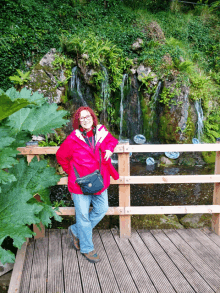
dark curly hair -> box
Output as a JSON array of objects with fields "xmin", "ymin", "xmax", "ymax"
[{"xmin": 72, "ymin": 106, "xmax": 99, "ymax": 130}]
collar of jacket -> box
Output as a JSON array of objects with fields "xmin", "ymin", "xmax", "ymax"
[{"xmin": 70, "ymin": 124, "xmax": 109, "ymax": 157}]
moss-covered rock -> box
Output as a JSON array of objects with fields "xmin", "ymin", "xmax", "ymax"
[
  {"xmin": 131, "ymin": 214, "xmax": 184, "ymax": 229},
  {"xmin": 202, "ymin": 151, "xmax": 216, "ymax": 164},
  {"xmin": 180, "ymin": 213, "xmax": 212, "ymax": 228}
]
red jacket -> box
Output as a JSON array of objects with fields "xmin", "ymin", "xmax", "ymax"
[{"xmin": 56, "ymin": 124, "xmax": 119, "ymax": 195}]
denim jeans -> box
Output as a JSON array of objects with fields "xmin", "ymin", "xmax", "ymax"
[{"xmin": 70, "ymin": 189, "xmax": 109, "ymax": 253}]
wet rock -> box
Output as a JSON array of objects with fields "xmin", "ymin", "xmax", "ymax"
[{"xmin": 180, "ymin": 213, "xmax": 212, "ymax": 228}]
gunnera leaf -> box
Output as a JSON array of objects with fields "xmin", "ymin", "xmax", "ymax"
[
  {"xmin": 0, "ymin": 157, "xmax": 62, "ymax": 264},
  {"xmin": 6, "ymin": 103, "xmax": 68, "ymax": 135}
]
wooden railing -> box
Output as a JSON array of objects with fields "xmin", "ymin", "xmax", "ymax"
[{"xmin": 17, "ymin": 140, "xmax": 220, "ymax": 239}]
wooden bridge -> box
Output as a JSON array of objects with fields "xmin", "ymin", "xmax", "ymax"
[{"xmin": 8, "ymin": 141, "xmax": 220, "ymax": 292}]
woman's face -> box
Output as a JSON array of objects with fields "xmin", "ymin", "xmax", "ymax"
[{"xmin": 79, "ymin": 110, "xmax": 93, "ymax": 131}]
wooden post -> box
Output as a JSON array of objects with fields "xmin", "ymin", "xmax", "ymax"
[
  {"xmin": 212, "ymin": 138, "xmax": 220, "ymax": 235},
  {"xmin": 118, "ymin": 141, "xmax": 131, "ymax": 238},
  {"xmin": 27, "ymin": 152, "xmax": 45, "ymax": 239}
]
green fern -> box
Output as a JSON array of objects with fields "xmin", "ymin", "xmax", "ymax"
[{"xmin": 9, "ymin": 69, "xmax": 31, "ymax": 86}]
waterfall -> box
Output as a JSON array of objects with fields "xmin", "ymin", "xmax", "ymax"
[
  {"xmin": 137, "ymin": 95, "xmax": 141, "ymax": 133},
  {"xmin": 119, "ymin": 74, "xmax": 128, "ymax": 141},
  {"xmin": 101, "ymin": 65, "xmax": 110, "ymax": 124},
  {"xmin": 70, "ymin": 66, "xmax": 87, "ymax": 106},
  {"xmin": 195, "ymin": 99, "xmax": 204, "ymax": 142},
  {"xmin": 149, "ymin": 81, "xmax": 162, "ymax": 139}
]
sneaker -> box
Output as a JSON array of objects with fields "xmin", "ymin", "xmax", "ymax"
[
  {"xmin": 68, "ymin": 227, "xmax": 80, "ymax": 251},
  {"xmin": 82, "ymin": 250, "xmax": 100, "ymax": 263}
]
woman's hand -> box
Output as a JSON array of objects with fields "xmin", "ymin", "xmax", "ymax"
[{"xmin": 104, "ymin": 150, "xmax": 113, "ymax": 161}]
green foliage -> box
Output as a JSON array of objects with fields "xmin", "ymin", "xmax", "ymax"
[
  {"xmin": 9, "ymin": 69, "xmax": 30, "ymax": 88},
  {"xmin": 0, "ymin": 157, "xmax": 62, "ymax": 264},
  {"xmin": 203, "ymin": 109, "xmax": 220, "ymax": 143},
  {"xmin": 38, "ymin": 133, "xmax": 62, "ymax": 147},
  {"xmin": 52, "ymin": 54, "xmax": 74, "ymax": 86},
  {"xmin": 61, "ymin": 33, "xmax": 133, "ymax": 91},
  {"xmin": 159, "ymin": 87, "xmax": 181, "ymax": 108},
  {"xmin": 0, "ymin": 87, "xmax": 43, "ymax": 121},
  {"xmin": 0, "ymin": 87, "xmax": 69, "ymax": 263}
]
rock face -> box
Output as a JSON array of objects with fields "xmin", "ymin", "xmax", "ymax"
[
  {"xmin": 180, "ymin": 214, "xmax": 212, "ymax": 228},
  {"xmin": 26, "ymin": 48, "xmax": 66, "ymax": 104}
]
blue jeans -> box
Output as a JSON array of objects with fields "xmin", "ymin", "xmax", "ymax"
[{"xmin": 70, "ymin": 189, "xmax": 109, "ymax": 253}]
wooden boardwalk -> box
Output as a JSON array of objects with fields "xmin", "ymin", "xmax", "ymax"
[{"xmin": 15, "ymin": 227, "xmax": 220, "ymax": 293}]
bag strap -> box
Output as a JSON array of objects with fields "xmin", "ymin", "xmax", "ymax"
[{"xmin": 73, "ymin": 148, "xmax": 102, "ymax": 179}]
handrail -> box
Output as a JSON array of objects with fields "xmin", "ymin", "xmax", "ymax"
[{"xmin": 17, "ymin": 140, "xmax": 220, "ymax": 238}]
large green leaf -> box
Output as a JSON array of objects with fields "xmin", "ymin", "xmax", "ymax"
[
  {"xmin": 6, "ymin": 103, "xmax": 68, "ymax": 135},
  {"xmin": 0, "ymin": 87, "xmax": 45, "ymax": 121},
  {"xmin": 0, "ymin": 157, "xmax": 62, "ymax": 264},
  {"xmin": 0, "ymin": 128, "xmax": 15, "ymax": 149}
]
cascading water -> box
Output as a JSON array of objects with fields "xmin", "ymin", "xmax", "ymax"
[
  {"xmin": 195, "ymin": 99, "xmax": 204, "ymax": 142},
  {"xmin": 119, "ymin": 74, "xmax": 128, "ymax": 141},
  {"xmin": 149, "ymin": 81, "xmax": 162, "ymax": 139},
  {"xmin": 101, "ymin": 65, "xmax": 110, "ymax": 124},
  {"xmin": 70, "ymin": 66, "xmax": 87, "ymax": 106}
]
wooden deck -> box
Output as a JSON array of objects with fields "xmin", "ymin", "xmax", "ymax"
[{"xmin": 11, "ymin": 227, "xmax": 220, "ymax": 293}]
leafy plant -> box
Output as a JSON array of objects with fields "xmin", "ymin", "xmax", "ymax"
[
  {"xmin": 9, "ymin": 69, "xmax": 31, "ymax": 89},
  {"xmin": 0, "ymin": 157, "xmax": 62, "ymax": 264},
  {"xmin": 0, "ymin": 87, "xmax": 68, "ymax": 264},
  {"xmin": 38, "ymin": 133, "xmax": 62, "ymax": 147}
]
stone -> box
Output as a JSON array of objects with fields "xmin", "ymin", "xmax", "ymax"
[
  {"xmin": 137, "ymin": 65, "xmax": 151, "ymax": 80},
  {"xmin": 26, "ymin": 48, "xmax": 66, "ymax": 104},
  {"xmin": 160, "ymin": 156, "xmax": 174, "ymax": 165},
  {"xmin": 130, "ymin": 68, "xmax": 136, "ymax": 75},
  {"xmin": 146, "ymin": 21, "xmax": 166, "ymax": 43},
  {"xmin": 131, "ymin": 38, "xmax": 143, "ymax": 51},
  {"xmin": 180, "ymin": 213, "xmax": 212, "ymax": 228},
  {"xmin": 32, "ymin": 135, "xmax": 45, "ymax": 141}
]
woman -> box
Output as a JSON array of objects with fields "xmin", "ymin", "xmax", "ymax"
[{"xmin": 56, "ymin": 106, "xmax": 119, "ymax": 263}]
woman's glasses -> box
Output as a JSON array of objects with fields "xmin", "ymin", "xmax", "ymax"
[{"xmin": 79, "ymin": 115, "xmax": 92, "ymax": 122}]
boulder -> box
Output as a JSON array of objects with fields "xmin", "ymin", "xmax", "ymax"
[
  {"xmin": 160, "ymin": 156, "xmax": 174, "ymax": 166},
  {"xmin": 146, "ymin": 21, "xmax": 166, "ymax": 43},
  {"xmin": 26, "ymin": 48, "xmax": 66, "ymax": 104},
  {"xmin": 180, "ymin": 213, "xmax": 212, "ymax": 228}
]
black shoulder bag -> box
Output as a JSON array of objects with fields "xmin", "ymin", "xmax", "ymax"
[{"xmin": 73, "ymin": 148, "xmax": 104, "ymax": 195}]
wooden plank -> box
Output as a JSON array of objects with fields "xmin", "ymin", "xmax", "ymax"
[
  {"xmin": 202, "ymin": 227, "xmax": 220, "ymax": 248},
  {"xmin": 77, "ymin": 236, "xmax": 101, "ymax": 293},
  {"xmin": 61, "ymin": 229, "xmax": 83, "ymax": 293},
  {"xmin": 177, "ymin": 229, "xmax": 220, "ymax": 277},
  {"xmin": 55, "ymin": 206, "xmax": 124, "ymax": 216},
  {"xmin": 28, "ymin": 230, "xmax": 48, "ymax": 293},
  {"xmin": 57, "ymin": 176, "xmax": 124, "ymax": 185},
  {"xmin": 118, "ymin": 141, "xmax": 131, "ymax": 238},
  {"xmin": 125, "ymin": 229, "xmax": 175, "ymax": 292},
  {"xmin": 18, "ymin": 239, "xmax": 35, "ymax": 293},
  {"xmin": 124, "ymin": 174, "xmax": 220, "ymax": 184},
  {"xmin": 17, "ymin": 143, "xmax": 220, "ymax": 155},
  {"xmin": 33, "ymin": 222, "xmax": 45, "ymax": 239},
  {"xmin": 124, "ymin": 144, "xmax": 220, "ymax": 153},
  {"xmin": 212, "ymin": 144, "xmax": 220, "ymax": 235},
  {"xmin": 8, "ymin": 239, "xmax": 29, "ymax": 293},
  {"xmin": 153, "ymin": 229, "xmax": 214, "ymax": 292},
  {"xmin": 137, "ymin": 229, "xmax": 194, "ymax": 293},
  {"xmin": 47, "ymin": 229, "xmax": 64, "ymax": 293},
  {"xmin": 111, "ymin": 228, "xmax": 157, "ymax": 293},
  {"xmin": 99, "ymin": 229, "xmax": 139, "ymax": 292},
  {"xmin": 125, "ymin": 205, "xmax": 220, "ymax": 215},
  {"xmin": 93, "ymin": 230, "xmax": 120, "ymax": 293},
  {"xmin": 163, "ymin": 229, "xmax": 220, "ymax": 292}
]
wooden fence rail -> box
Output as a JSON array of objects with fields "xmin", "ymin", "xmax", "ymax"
[{"xmin": 17, "ymin": 140, "xmax": 220, "ymax": 238}]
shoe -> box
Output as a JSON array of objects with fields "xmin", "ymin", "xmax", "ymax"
[
  {"xmin": 68, "ymin": 227, "xmax": 80, "ymax": 251},
  {"xmin": 82, "ymin": 250, "xmax": 100, "ymax": 263}
]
